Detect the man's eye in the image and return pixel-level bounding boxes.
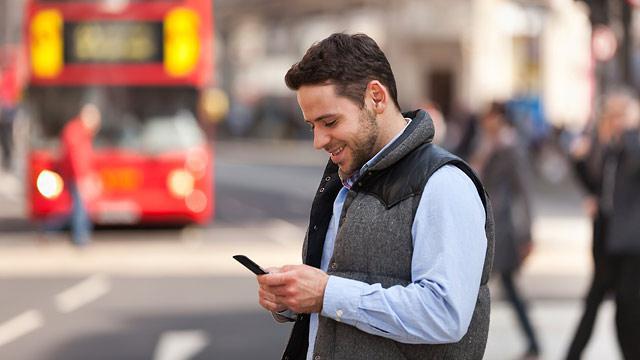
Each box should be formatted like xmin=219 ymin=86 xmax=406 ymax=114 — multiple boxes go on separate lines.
xmin=325 ymin=120 xmax=337 ymax=127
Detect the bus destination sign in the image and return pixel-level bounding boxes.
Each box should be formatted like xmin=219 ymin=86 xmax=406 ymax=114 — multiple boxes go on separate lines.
xmin=64 ymin=22 xmax=163 ymax=63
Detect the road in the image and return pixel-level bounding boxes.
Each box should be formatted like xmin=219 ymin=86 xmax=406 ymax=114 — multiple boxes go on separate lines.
xmin=0 ymin=140 xmax=622 ymax=359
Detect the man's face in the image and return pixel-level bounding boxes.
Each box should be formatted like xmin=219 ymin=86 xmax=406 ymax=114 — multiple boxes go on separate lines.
xmin=297 ymin=84 xmax=380 ymax=177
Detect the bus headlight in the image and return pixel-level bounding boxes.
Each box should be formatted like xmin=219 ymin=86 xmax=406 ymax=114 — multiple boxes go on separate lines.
xmin=30 ymin=9 xmax=64 ymax=78
xmin=167 ymin=169 xmax=194 ymax=198
xmin=185 ymin=189 xmax=207 ymax=213
xmin=164 ymin=7 xmax=200 ymax=77
xmin=36 ymin=170 xmax=64 ymax=199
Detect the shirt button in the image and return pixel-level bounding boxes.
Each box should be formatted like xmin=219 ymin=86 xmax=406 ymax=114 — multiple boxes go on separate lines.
xmin=336 ymin=309 xmax=343 ymax=321
xmin=325 ymin=176 xmax=331 ymax=181
xmin=330 ymin=262 xmax=337 ymax=270
xmin=319 ymin=187 xmax=325 ymax=193
xmin=314 ymin=355 xmax=321 ymax=360
xmin=312 ymin=225 xmax=318 ymax=231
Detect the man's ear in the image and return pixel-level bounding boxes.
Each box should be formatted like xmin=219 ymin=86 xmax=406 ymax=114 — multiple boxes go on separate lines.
xmin=367 ymin=80 xmax=387 ymax=114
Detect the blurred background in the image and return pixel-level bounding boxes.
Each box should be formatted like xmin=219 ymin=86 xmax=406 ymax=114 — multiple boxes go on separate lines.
xmin=0 ymin=0 xmax=636 ymax=358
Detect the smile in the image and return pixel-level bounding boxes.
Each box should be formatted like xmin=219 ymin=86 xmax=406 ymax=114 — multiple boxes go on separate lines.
xmin=329 ymin=146 xmax=344 ymax=156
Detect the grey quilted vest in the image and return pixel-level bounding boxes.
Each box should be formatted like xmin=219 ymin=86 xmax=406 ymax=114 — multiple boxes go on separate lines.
xmin=282 ymin=109 xmax=495 ymax=360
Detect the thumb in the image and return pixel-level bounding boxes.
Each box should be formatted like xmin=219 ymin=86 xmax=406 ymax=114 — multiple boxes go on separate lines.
xmin=265 ymin=266 xmax=283 ymax=273
xmin=280 ymin=264 xmax=300 ymax=273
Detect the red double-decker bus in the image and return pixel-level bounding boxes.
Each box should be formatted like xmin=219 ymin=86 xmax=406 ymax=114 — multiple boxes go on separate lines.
xmin=25 ymin=0 xmax=216 ymax=225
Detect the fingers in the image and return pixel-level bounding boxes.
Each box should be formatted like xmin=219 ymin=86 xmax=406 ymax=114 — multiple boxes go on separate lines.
xmin=259 ymin=295 xmax=283 ymax=312
xmin=256 ymin=266 xmax=292 ymax=313
xmin=256 ymin=264 xmax=328 ymax=314
xmin=258 ymin=287 xmax=287 ymax=312
xmin=280 ymin=264 xmax=298 ymax=272
xmin=257 ymin=271 xmax=290 ymax=287
xmin=264 ymin=266 xmax=283 ymax=274
xmin=260 ymin=281 xmax=290 ymax=298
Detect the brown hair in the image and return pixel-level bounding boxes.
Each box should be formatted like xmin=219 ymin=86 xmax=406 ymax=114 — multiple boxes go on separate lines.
xmin=285 ymin=33 xmax=400 ymax=111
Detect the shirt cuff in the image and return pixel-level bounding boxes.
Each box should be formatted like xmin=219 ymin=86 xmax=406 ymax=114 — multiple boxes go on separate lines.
xmin=321 ymin=275 xmax=368 ymax=326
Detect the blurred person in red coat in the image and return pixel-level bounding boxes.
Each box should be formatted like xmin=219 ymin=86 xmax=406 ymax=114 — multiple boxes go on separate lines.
xmin=60 ymin=103 xmax=101 ymax=246
xmin=0 ymin=55 xmax=21 ymax=171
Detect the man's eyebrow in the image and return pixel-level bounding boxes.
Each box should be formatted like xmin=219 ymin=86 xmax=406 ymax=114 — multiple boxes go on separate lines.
xmin=305 ymin=113 xmax=338 ymax=123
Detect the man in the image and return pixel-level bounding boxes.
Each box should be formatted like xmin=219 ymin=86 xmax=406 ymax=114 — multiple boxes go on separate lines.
xmin=59 ymin=103 xmax=101 ymax=246
xmin=573 ymin=89 xmax=640 ymax=360
xmin=470 ymin=102 xmax=540 ymax=359
xmin=565 ymin=95 xmax=616 ymax=360
xmin=256 ymin=33 xmax=494 ymax=360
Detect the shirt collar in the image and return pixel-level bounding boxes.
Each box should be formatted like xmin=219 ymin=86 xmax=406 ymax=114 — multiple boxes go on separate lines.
xmin=342 ymin=118 xmax=411 ymax=189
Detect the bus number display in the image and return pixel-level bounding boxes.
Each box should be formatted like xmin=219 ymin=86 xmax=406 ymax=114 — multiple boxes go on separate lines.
xmin=65 ymin=22 xmax=163 ymax=63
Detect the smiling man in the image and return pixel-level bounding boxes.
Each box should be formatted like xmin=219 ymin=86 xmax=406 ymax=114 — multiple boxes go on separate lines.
xmin=256 ymin=33 xmax=494 ymax=360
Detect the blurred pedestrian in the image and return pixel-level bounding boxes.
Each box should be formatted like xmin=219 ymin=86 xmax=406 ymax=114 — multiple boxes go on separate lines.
xmin=578 ymin=89 xmax=640 ymax=360
xmin=469 ymin=101 xmax=541 ymax=360
xmin=420 ymin=100 xmax=447 ymax=146
xmin=0 ymin=57 xmax=20 ymax=172
xmin=253 ymin=33 xmax=494 ymax=360
xmin=59 ymin=103 xmax=101 ymax=246
xmin=452 ymin=109 xmax=480 ymax=160
xmin=565 ymin=103 xmax=615 ymax=360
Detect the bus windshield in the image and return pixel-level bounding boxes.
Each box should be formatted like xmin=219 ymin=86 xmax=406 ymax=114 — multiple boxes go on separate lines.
xmin=27 ymin=87 xmax=205 ymax=153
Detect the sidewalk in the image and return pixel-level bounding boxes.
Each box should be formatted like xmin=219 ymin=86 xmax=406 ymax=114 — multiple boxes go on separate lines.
xmin=486 ymin=298 xmax=620 ymax=360
xmin=0 ymin=210 xmax=592 ymax=285
xmin=0 ymin=220 xmax=306 ymax=277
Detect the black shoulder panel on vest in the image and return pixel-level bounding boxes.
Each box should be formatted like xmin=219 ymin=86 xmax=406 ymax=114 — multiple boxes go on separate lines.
xmin=355 ymin=143 xmax=486 ymax=209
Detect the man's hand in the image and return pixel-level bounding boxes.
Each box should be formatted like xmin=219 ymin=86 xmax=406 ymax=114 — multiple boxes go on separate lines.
xmin=583 ymin=196 xmax=599 ymax=219
xmin=257 ymin=267 xmax=288 ymax=313
xmin=257 ymin=264 xmax=329 ymax=314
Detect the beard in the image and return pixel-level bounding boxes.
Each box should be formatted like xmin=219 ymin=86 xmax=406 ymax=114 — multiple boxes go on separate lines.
xmin=338 ymin=108 xmax=379 ymax=180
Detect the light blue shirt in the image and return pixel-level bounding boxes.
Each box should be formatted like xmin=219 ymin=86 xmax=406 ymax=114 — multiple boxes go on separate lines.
xmin=306 ymin=125 xmax=487 ymax=359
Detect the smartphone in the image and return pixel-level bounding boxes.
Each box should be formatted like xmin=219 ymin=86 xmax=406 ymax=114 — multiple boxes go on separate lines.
xmin=233 ymin=255 xmax=269 ymax=275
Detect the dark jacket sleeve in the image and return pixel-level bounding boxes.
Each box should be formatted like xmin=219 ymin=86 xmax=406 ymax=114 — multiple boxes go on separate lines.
xmin=508 ymin=148 xmax=532 ymax=246
xmin=572 ymin=158 xmax=600 ymax=195
xmin=570 ymin=136 xmax=603 ymax=196
xmin=619 ymin=130 xmax=640 ymax=175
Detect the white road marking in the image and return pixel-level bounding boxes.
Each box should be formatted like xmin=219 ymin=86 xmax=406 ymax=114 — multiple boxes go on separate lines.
xmin=0 ymin=310 xmax=44 ymax=348
xmin=55 ymin=274 xmax=111 ymax=313
xmin=153 ymin=330 xmax=209 ymax=360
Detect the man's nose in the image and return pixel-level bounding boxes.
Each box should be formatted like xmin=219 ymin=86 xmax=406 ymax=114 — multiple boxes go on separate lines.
xmin=313 ymin=128 xmax=330 ymax=150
